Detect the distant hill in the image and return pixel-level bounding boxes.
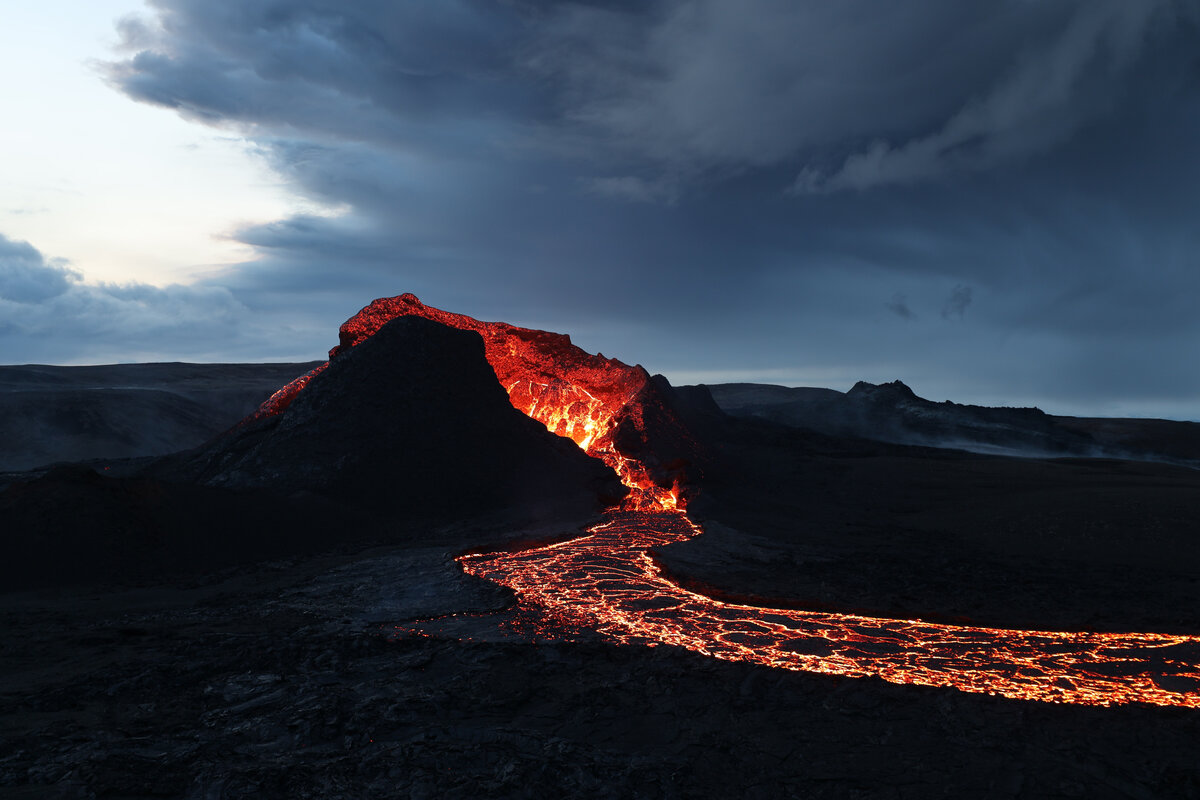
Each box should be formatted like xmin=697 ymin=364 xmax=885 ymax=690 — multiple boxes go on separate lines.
xmin=700 ymin=380 xmax=1200 ymax=468
xmin=0 ymin=361 xmax=323 ymax=471
xmin=6 ymin=360 xmax=1198 ymax=475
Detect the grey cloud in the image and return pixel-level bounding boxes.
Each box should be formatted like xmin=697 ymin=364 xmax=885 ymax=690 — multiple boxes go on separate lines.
xmin=585 ymin=176 xmax=679 ymax=205
xmin=0 ymin=234 xmax=314 ymax=364
xmin=0 ymin=233 xmax=79 ymax=304
xmin=941 ymin=285 xmax=972 ymax=320
xmin=538 ymin=0 xmax=1117 ymax=177
xmin=104 ymin=0 xmax=1200 ymax=193
xmin=797 ymin=0 xmax=1181 ymax=192
xmin=104 ymin=0 xmax=540 ymax=152
xmin=528 ymin=0 xmax=1197 ymax=193
xmin=885 ymin=293 xmax=916 ymax=320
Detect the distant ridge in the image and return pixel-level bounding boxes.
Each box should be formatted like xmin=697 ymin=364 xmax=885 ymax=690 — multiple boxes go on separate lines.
xmin=0 ymin=362 xmax=323 ymax=471
xmin=701 ymin=380 xmax=1200 ymax=467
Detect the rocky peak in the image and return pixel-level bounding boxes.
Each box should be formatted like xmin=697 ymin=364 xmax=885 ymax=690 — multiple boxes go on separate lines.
xmin=846 ymin=380 xmax=918 ymax=403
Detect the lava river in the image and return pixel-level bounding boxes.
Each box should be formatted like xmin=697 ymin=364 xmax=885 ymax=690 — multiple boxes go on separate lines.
xmin=455 ymin=510 xmax=1200 ymax=708
xmin=265 ymin=294 xmax=1200 ymax=709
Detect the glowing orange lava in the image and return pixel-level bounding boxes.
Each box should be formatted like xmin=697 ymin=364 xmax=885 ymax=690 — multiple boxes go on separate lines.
xmin=256 ymin=293 xmax=684 ymax=510
xmin=452 ymin=510 xmax=1200 ymax=708
xmin=258 ymin=294 xmax=1200 ymax=708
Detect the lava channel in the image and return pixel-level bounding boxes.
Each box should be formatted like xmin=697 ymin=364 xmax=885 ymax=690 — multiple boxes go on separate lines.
xmin=257 ymin=294 xmax=1200 ymax=708
xmin=450 ymin=510 xmax=1200 ymax=708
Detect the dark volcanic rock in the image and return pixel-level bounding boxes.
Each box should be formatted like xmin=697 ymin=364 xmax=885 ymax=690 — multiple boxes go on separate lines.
xmin=4 ymin=535 xmax=1200 ymax=800
xmin=659 ymin=377 xmax=724 ymax=422
xmin=0 ymin=362 xmax=322 ymax=471
xmin=0 ymin=317 xmax=624 ymax=590
xmin=705 ymin=380 xmax=1115 ymax=460
xmin=840 ymin=379 xmax=1096 ymax=455
xmin=165 ymin=315 xmax=626 ymax=517
xmin=0 ymin=464 xmax=359 ymax=590
xmin=256 ymin=292 xmax=705 ymax=504
xmin=663 ymin=408 xmax=1200 ymax=634
xmin=704 ymin=378 xmax=1200 ymax=469
xmin=845 ymin=378 xmax=920 ymax=402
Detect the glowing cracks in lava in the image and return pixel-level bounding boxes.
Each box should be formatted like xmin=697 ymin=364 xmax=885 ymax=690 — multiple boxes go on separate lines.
xmin=508 ymin=379 xmax=605 ymax=452
xmin=454 ymin=511 xmax=1200 ymax=709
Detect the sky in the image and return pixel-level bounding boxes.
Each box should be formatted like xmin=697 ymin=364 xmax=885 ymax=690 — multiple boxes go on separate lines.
xmin=2 ymin=1 xmax=1199 ymax=419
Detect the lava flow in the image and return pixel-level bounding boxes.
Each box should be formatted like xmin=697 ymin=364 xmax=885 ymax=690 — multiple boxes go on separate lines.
xmin=260 ymin=294 xmax=1200 ymax=708
xmin=457 ymin=511 xmax=1200 ymax=708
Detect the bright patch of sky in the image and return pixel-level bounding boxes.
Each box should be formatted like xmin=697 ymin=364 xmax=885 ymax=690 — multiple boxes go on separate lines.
xmin=0 ymin=1 xmax=316 ymax=286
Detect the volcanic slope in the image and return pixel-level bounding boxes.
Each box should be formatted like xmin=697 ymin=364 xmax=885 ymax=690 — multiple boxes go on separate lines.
xmin=254 ymin=292 xmax=700 ymax=510
xmin=164 ymin=314 xmax=626 ymax=519
xmin=0 ymin=362 xmax=321 ymax=471
xmin=1 ymin=316 xmax=624 ymax=590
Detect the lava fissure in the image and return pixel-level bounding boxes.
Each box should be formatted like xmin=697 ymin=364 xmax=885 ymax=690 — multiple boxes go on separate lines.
xmin=259 ymin=294 xmax=1200 ymax=708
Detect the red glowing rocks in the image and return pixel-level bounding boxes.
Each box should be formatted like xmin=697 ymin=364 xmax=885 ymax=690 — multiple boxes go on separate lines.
xmin=252 ymin=294 xmax=697 ymax=510
xmin=198 ymin=315 xmax=627 ymax=514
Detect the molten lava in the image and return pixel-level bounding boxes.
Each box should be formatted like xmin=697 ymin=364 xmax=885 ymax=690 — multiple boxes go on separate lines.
xmin=254 ymin=293 xmax=683 ymax=510
xmin=258 ymin=294 xmax=1200 ymax=708
xmin=450 ymin=511 xmax=1200 ymax=708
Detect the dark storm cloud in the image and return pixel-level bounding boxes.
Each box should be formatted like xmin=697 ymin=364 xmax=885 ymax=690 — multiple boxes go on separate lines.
xmin=791 ymin=1 xmax=1184 ymax=191
xmin=107 ymin=1 xmax=541 ymax=147
xmin=548 ymin=1 xmax=1068 ymax=170
xmin=77 ymin=0 xmax=1200 ymax=416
